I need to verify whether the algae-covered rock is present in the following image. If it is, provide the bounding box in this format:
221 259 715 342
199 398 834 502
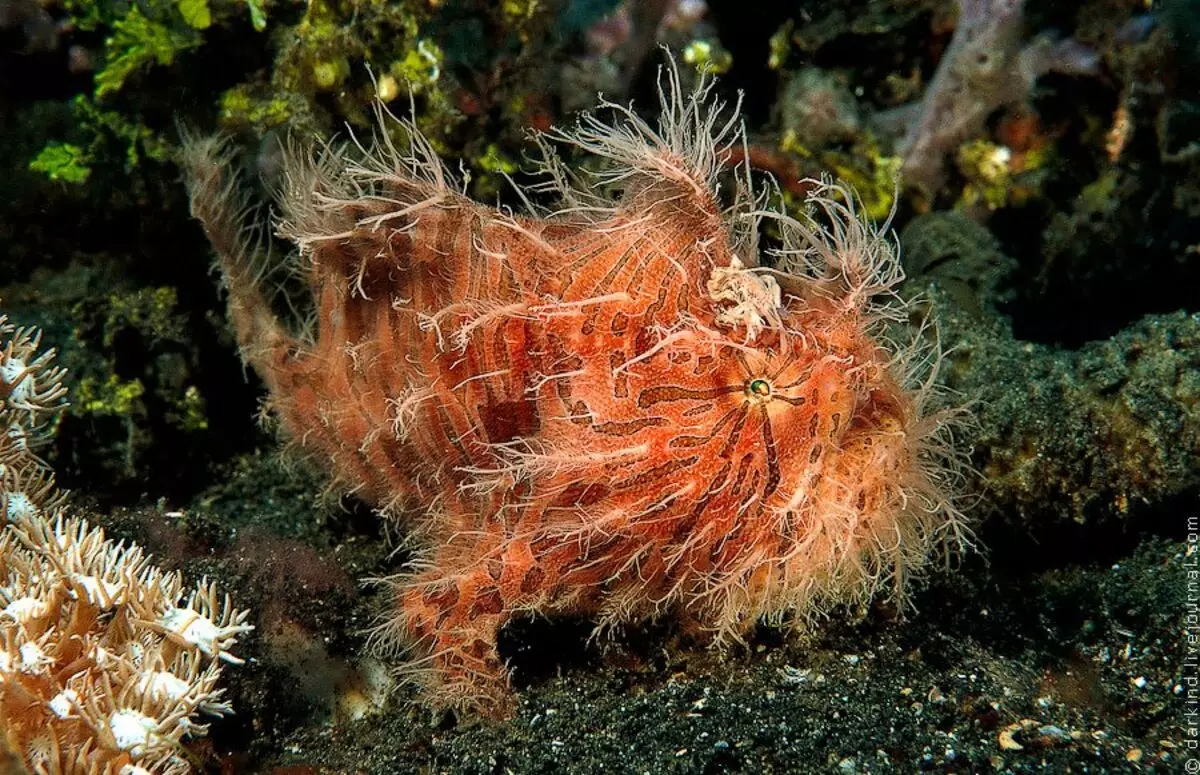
901 210 1019 315
1 262 255 503
942 300 1199 529
903 213 1198 532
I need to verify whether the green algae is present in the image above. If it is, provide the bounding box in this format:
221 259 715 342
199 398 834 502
28 143 91 185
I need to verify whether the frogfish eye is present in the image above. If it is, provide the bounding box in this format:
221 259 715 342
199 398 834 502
747 378 771 398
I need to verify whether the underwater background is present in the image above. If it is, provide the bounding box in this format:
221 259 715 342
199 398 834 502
0 0 1197 772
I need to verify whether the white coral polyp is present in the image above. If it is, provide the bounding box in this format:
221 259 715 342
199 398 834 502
5 490 37 522
48 688 80 718
18 642 51 673
108 709 159 755
1 315 250 773
0 356 30 404
71 572 125 608
126 640 146 667
159 607 243 664
90 643 114 667
137 669 190 702
5 422 28 451
3 595 48 623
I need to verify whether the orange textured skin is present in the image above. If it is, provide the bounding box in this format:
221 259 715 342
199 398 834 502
184 77 966 713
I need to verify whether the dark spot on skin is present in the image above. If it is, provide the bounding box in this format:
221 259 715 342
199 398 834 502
470 587 504 617
423 584 460 610
479 399 540 444
569 399 592 425
521 565 546 595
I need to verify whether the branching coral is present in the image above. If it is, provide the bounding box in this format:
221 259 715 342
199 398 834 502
0 311 252 774
894 0 1099 193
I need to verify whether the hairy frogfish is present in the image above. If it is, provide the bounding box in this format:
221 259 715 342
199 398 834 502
183 67 969 714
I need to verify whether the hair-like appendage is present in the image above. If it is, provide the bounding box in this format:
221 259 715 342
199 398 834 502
530 60 753 242
756 178 905 316
274 102 463 262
